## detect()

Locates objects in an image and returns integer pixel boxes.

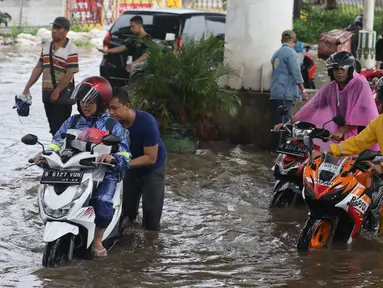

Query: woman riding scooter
[274,51,379,151]
[33,76,131,257]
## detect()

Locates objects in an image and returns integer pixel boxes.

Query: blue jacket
[49,112,131,172]
[270,44,304,101]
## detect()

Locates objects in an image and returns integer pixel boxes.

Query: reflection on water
[1,45,383,287]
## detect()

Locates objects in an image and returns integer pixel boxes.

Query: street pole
[18,0,24,27]
[357,0,376,69]
[224,0,294,91]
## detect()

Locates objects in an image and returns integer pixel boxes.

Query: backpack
[70,114,117,135]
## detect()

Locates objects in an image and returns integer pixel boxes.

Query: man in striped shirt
[23,17,79,136]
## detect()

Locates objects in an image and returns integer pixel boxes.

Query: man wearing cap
[23,17,79,136]
[269,30,308,153]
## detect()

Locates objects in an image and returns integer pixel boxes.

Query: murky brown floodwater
[1,45,383,288]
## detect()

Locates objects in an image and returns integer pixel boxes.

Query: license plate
[276,143,310,158]
[40,170,84,184]
[320,163,340,173]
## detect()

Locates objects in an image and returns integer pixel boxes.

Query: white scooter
[21,130,125,267]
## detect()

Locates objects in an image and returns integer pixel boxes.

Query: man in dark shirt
[109,87,167,231]
[98,15,151,82]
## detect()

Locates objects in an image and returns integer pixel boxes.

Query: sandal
[92,247,108,257]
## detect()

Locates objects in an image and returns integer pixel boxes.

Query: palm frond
[129,35,241,139]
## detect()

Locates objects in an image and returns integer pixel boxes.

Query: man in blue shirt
[109,87,167,231]
[294,40,311,54]
[270,30,308,152]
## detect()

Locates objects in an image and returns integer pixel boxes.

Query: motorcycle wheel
[270,190,298,208]
[297,218,331,251]
[42,235,70,267]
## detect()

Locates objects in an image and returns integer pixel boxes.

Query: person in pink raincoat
[274,51,379,151]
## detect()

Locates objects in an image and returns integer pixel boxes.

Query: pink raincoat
[294,73,379,151]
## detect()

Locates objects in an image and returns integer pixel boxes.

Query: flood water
[1,45,383,288]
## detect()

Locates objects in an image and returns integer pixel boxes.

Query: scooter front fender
[43,221,79,243]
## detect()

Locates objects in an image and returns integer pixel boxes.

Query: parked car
[100,8,226,87]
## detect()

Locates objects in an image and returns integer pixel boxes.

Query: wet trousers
[43,91,72,136]
[122,163,166,231]
[92,174,118,229]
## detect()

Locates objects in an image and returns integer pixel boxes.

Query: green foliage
[71,39,91,47]
[11,26,38,38]
[294,8,383,43]
[129,35,241,140]
[294,9,354,43]
[0,11,12,27]
[70,25,90,33]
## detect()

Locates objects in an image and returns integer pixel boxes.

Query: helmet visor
[326,63,352,71]
[71,82,101,104]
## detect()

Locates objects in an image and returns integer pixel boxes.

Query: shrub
[11,27,38,38]
[129,35,241,141]
[70,25,90,33]
[71,39,91,47]
[294,8,383,43]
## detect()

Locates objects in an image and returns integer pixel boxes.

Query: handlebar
[79,158,116,167]
[28,157,116,168]
[27,158,48,169]
[271,125,332,141]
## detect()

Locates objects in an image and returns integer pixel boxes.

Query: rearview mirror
[102,135,121,146]
[276,105,289,116]
[332,115,346,127]
[21,134,38,145]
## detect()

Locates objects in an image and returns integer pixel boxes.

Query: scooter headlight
[42,200,74,219]
[73,179,90,200]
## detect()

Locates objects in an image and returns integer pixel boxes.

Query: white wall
[224,0,294,91]
[0,0,64,26]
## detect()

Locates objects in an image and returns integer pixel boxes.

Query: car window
[206,16,225,37]
[110,13,180,40]
[181,15,207,41]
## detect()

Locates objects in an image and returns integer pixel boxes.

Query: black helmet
[353,14,363,27]
[326,51,356,81]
